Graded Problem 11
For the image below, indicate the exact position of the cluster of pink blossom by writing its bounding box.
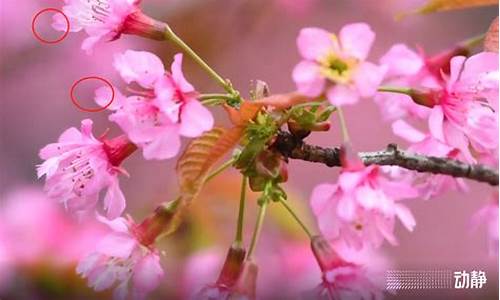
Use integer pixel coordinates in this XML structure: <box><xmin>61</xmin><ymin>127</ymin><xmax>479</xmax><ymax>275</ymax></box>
<box><xmin>292</xmin><ymin>23</ymin><xmax>499</xmax><ymax>264</ymax></box>
<box><xmin>97</xmin><ymin>50</ymin><xmax>214</xmax><ymax>160</ymax></box>
<box><xmin>310</xmin><ymin>150</ymin><xmax>419</xmax><ymax>250</ymax></box>
<box><xmin>40</xmin><ymin>12</ymin><xmax>215</xmax><ymax>296</ymax></box>
<box><xmin>33</xmin><ymin>2</ymin><xmax>499</xmax><ymax>298</ymax></box>
<box><xmin>77</xmin><ymin>215</ymin><xmax>164</xmax><ymax>300</ymax></box>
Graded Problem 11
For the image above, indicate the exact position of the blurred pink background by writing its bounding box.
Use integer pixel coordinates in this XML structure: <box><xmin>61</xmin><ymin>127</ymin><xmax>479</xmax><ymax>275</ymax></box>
<box><xmin>0</xmin><ymin>0</ymin><xmax>498</xmax><ymax>299</ymax></box>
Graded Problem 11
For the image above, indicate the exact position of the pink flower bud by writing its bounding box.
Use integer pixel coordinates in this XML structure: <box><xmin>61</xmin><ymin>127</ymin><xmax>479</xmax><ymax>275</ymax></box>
<box><xmin>310</xmin><ymin>235</ymin><xmax>351</xmax><ymax>272</ymax></box>
<box><xmin>132</xmin><ymin>200</ymin><xmax>180</xmax><ymax>246</ymax></box>
<box><xmin>122</xmin><ymin>11</ymin><xmax>167</xmax><ymax>41</ymax></box>
<box><xmin>216</xmin><ymin>245</ymin><xmax>246</xmax><ymax>288</ymax></box>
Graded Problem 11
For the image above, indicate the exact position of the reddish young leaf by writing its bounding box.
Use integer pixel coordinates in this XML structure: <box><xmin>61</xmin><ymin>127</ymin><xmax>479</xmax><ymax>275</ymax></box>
<box><xmin>484</xmin><ymin>17</ymin><xmax>499</xmax><ymax>52</ymax></box>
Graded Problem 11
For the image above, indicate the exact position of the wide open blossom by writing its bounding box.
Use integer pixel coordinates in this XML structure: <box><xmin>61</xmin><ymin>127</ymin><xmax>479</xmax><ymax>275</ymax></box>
<box><xmin>96</xmin><ymin>50</ymin><xmax>214</xmax><ymax>160</ymax></box>
<box><xmin>391</xmin><ymin>119</ymin><xmax>468</xmax><ymax>199</ymax></box>
<box><xmin>308</xmin><ymin>235</ymin><xmax>384</xmax><ymax>300</ymax></box>
<box><xmin>425</xmin><ymin>52</ymin><xmax>499</xmax><ymax>162</ymax></box>
<box><xmin>292</xmin><ymin>23</ymin><xmax>386</xmax><ymax>106</ymax></box>
<box><xmin>37</xmin><ymin>119</ymin><xmax>134</xmax><ymax>219</ymax></box>
<box><xmin>310</xmin><ymin>149</ymin><xmax>418</xmax><ymax>250</ymax></box>
<box><xmin>52</xmin><ymin>0</ymin><xmax>165</xmax><ymax>53</ymax></box>
<box><xmin>77</xmin><ymin>216</ymin><xmax>164</xmax><ymax>300</ymax></box>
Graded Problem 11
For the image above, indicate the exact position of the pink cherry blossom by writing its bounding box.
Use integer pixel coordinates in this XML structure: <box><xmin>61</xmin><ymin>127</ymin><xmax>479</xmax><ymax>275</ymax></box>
<box><xmin>375</xmin><ymin>44</ymin><xmax>439</xmax><ymax>121</ymax></box>
<box><xmin>96</xmin><ymin>50</ymin><xmax>214</xmax><ymax>160</ymax></box>
<box><xmin>292</xmin><ymin>24</ymin><xmax>386</xmax><ymax>106</ymax></box>
<box><xmin>391</xmin><ymin>119</ymin><xmax>468</xmax><ymax>199</ymax></box>
<box><xmin>52</xmin><ymin>0</ymin><xmax>164</xmax><ymax>53</ymax></box>
<box><xmin>310</xmin><ymin>149</ymin><xmax>418</xmax><ymax>249</ymax></box>
<box><xmin>427</xmin><ymin>52</ymin><xmax>499</xmax><ymax>162</ymax></box>
<box><xmin>308</xmin><ymin>235</ymin><xmax>384</xmax><ymax>300</ymax></box>
<box><xmin>470</xmin><ymin>190</ymin><xmax>499</xmax><ymax>256</ymax></box>
<box><xmin>77</xmin><ymin>215</ymin><xmax>164</xmax><ymax>300</ymax></box>
<box><xmin>37</xmin><ymin>119</ymin><xmax>130</xmax><ymax>219</ymax></box>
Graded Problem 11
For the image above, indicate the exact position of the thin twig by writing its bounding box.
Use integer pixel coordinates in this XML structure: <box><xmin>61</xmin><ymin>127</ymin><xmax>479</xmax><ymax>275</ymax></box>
<box><xmin>273</xmin><ymin>131</ymin><xmax>499</xmax><ymax>186</ymax></box>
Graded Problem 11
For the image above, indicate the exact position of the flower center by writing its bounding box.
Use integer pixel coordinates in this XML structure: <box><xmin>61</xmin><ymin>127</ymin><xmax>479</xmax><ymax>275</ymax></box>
<box><xmin>319</xmin><ymin>53</ymin><xmax>357</xmax><ymax>84</ymax></box>
<box><xmin>62</xmin><ymin>151</ymin><xmax>97</xmax><ymax>196</ymax></box>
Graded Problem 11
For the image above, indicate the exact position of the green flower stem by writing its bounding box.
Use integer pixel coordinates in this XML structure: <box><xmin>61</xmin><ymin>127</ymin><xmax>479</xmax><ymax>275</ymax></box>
<box><xmin>278</xmin><ymin>197</ymin><xmax>313</xmax><ymax>239</ymax></box>
<box><xmin>279</xmin><ymin>100</ymin><xmax>331</xmax><ymax>125</ymax></box>
<box><xmin>199</xmin><ymin>93</ymin><xmax>237</xmax><ymax>101</ymax></box>
<box><xmin>164</xmin><ymin>26</ymin><xmax>240</xmax><ymax>99</ymax></box>
<box><xmin>336</xmin><ymin>106</ymin><xmax>351</xmax><ymax>144</ymax></box>
<box><xmin>204</xmin><ymin>157</ymin><xmax>236</xmax><ymax>183</ymax></box>
<box><xmin>234</xmin><ymin>176</ymin><xmax>247</xmax><ymax>247</ymax></box>
<box><xmin>200</xmin><ymin>98</ymin><xmax>225</xmax><ymax>106</ymax></box>
<box><xmin>246</xmin><ymin>200</ymin><xmax>268</xmax><ymax>260</ymax></box>
<box><xmin>377</xmin><ymin>86</ymin><xmax>413</xmax><ymax>95</ymax></box>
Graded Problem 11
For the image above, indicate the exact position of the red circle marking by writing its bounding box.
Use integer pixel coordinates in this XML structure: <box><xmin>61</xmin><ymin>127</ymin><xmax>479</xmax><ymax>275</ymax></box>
<box><xmin>70</xmin><ymin>77</ymin><xmax>115</xmax><ymax>113</ymax></box>
<box><xmin>32</xmin><ymin>8</ymin><xmax>70</xmax><ymax>44</ymax></box>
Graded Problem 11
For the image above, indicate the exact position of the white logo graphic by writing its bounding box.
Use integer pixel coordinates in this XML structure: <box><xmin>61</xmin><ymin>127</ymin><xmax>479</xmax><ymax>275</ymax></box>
<box><xmin>453</xmin><ymin>270</ymin><xmax>487</xmax><ymax>289</ymax></box>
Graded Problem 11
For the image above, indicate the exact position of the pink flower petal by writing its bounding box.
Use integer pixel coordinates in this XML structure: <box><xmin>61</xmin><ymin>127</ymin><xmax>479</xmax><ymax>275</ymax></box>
<box><xmin>96</xmin><ymin>233</ymin><xmax>136</xmax><ymax>258</ymax></box>
<box><xmin>179</xmin><ymin>100</ymin><xmax>214</xmax><ymax>138</ymax></box>
<box><xmin>379</xmin><ymin>178</ymin><xmax>419</xmax><ymax>201</ymax></box>
<box><xmin>95</xmin><ymin>86</ymin><xmax>123</xmax><ymax>110</ymax></box>
<box><xmin>375</xmin><ymin>217</ymin><xmax>398</xmax><ymax>246</ymax></box>
<box><xmin>103</xmin><ymin>178</ymin><xmax>126</xmax><ymax>220</ymax></box>
<box><xmin>171</xmin><ymin>53</ymin><xmax>195</xmax><ymax>93</ymax></box>
<box><xmin>338</xmin><ymin>171</ymin><xmax>365</xmax><ymax>192</ymax></box>
<box><xmin>339</xmin><ymin>23</ymin><xmax>375</xmax><ymax>61</ymax></box>
<box><xmin>36</xmin><ymin>157</ymin><xmax>60</xmax><ymax>178</ymax></box>
<box><xmin>80</xmin><ymin>119</ymin><xmax>95</xmax><ymax>140</ymax></box>
<box><xmin>353</xmin><ymin>62</ymin><xmax>386</xmax><ymax>97</ymax></box>
<box><xmin>113</xmin><ymin>50</ymin><xmax>165</xmax><ymax>89</ymax></box>
<box><xmin>326</xmin><ymin>85</ymin><xmax>359</xmax><ymax>106</ymax></box>
<box><xmin>292</xmin><ymin>61</ymin><xmax>325</xmax><ymax>97</ymax></box>
<box><xmin>391</xmin><ymin>119</ymin><xmax>426</xmax><ymax>143</ymax></box>
<box><xmin>394</xmin><ymin>204</ymin><xmax>416</xmax><ymax>232</ymax></box>
<box><xmin>59</xmin><ymin>127</ymin><xmax>82</xmax><ymax>143</ymax></box>
<box><xmin>132</xmin><ymin>254</ymin><xmax>164</xmax><ymax>293</ymax></box>
<box><xmin>52</xmin><ymin>12</ymin><xmax>80</xmax><ymax>32</ymax></box>
<box><xmin>81</xmin><ymin>35</ymin><xmax>103</xmax><ymax>55</ymax></box>
<box><xmin>379</xmin><ymin>44</ymin><xmax>424</xmax><ymax>77</ymax></box>
<box><xmin>428</xmin><ymin>106</ymin><xmax>445</xmax><ymax>142</ymax></box>
<box><xmin>447</xmin><ymin>56</ymin><xmax>467</xmax><ymax>90</ymax></box>
<box><xmin>310</xmin><ymin>183</ymin><xmax>337</xmax><ymax>215</ymax></box>
<box><xmin>77</xmin><ymin>253</ymin><xmax>104</xmax><ymax>277</ymax></box>
<box><xmin>354</xmin><ymin>185</ymin><xmax>380</xmax><ymax>211</ymax></box>
<box><xmin>296</xmin><ymin>27</ymin><xmax>334</xmax><ymax>60</ymax></box>
<box><xmin>442</xmin><ymin>121</ymin><xmax>473</xmax><ymax>162</ymax></box>
<box><xmin>461</xmin><ymin>52</ymin><xmax>499</xmax><ymax>80</ymax></box>
<box><xmin>337</xmin><ymin>195</ymin><xmax>357</xmax><ymax>221</ymax></box>
<box><xmin>142</xmin><ymin>126</ymin><xmax>181</xmax><ymax>160</ymax></box>
<box><xmin>466</xmin><ymin>104</ymin><xmax>498</xmax><ymax>150</ymax></box>
<box><xmin>88</xmin><ymin>264</ymin><xmax>118</xmax><ymax>291</ymax></box>
<box><xmin>96</xmin><ymin>215</ymin><xmax>130</xmax><ymax>233</ymax></box>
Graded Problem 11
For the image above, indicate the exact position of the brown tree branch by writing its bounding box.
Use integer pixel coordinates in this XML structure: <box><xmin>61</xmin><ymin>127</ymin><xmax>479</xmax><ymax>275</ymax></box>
<box><xmin>273</xmin><ymin>131</ymin><xmax>499</xmax><ymax>186</ymax></box>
